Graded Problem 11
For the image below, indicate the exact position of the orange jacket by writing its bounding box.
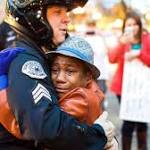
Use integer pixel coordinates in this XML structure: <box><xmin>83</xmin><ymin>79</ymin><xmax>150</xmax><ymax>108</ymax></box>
<box><xmin>59</xmin><ymin>80</ymin><xmax>104</xmax><ymax>126</ymax></box>
<box><xmin>0</xmin><ymin>89</ymin><xmax>21</xmax><ymax>138</ymax></box>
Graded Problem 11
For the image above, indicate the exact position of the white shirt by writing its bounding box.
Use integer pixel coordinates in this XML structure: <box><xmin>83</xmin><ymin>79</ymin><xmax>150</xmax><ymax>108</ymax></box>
<box><xmin>84</xmin><ymin>33</ymin><xmax>109</xmax><ymax>80</ymax></box>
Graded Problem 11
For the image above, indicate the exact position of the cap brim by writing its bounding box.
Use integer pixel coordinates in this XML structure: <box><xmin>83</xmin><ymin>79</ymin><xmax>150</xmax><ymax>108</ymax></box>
<box><xmin>46</xmin><ymin>50</ymin><xmax>100</xmax><ymax>79</ymax></box>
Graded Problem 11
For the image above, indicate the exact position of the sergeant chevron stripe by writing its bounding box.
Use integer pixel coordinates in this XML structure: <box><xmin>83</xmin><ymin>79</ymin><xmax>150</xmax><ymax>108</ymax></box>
<box><xmin>32</xmin><ymin>83</ymin><xmax>52</xmax><ymax>104</ymax></box>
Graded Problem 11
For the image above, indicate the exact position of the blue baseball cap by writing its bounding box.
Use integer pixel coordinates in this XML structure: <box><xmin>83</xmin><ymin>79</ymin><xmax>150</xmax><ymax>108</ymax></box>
<box><xmin>46</xmin><ymin>36</ymin><xmax>100</xmax><ymax>78</ymax></box>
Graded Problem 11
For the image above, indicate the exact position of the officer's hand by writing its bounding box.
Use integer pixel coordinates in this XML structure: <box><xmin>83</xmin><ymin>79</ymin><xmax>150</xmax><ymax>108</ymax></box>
<box><xmin>94</xmin><ymin>111</ymin><xmax>115</xmax><ymax>143</ymax></box>
<box><xmin>104</xmin><ymin>137</ymin><xmax>119</xmax><ymax>150</ymax></box>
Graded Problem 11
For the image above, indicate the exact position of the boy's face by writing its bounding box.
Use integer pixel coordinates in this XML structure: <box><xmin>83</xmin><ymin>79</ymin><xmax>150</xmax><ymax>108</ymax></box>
<box><xmin>46</xmin><ymin>6</ymin><xmax>70</xmax><ymax>45</ymax></box>
<box><xmin>51</xmin><ymin>55</ymin><xmax>91</xmax><ymax>98</ymax></box>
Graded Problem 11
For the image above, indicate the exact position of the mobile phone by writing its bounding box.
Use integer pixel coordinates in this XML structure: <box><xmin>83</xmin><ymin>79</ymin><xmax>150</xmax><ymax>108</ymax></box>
<box><xmin>124</xmin><ymin>26</ymin><xmax>134</xmax><ymax>37</ymax></box>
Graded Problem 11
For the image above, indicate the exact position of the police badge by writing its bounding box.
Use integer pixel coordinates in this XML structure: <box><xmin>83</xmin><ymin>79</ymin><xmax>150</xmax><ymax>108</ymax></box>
<box><xmin>22</xmin><ymin>60</ymin><xmax>47</xmax><ymax>79</ymax></box>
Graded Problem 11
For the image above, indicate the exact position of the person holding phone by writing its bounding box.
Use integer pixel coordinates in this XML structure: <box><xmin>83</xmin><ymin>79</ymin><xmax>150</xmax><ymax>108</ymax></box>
<box><xmin>108</xmin><ymin>11</ymin><xmax>150</xmax><ymax>150</ymax></box>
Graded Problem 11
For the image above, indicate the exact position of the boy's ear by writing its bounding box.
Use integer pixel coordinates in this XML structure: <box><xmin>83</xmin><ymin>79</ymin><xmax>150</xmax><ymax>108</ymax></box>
<box><xmin>86</xmin><ymin>72</ymin><xmax>93</xmax><ymax>85</ymax></box>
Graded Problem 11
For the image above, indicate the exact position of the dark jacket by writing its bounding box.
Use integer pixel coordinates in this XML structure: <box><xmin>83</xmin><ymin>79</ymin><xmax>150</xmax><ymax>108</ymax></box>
<box><xmin>0</xmin><ymin>39</ymin><xmax>107</xmax><ymax>150</ymax></box>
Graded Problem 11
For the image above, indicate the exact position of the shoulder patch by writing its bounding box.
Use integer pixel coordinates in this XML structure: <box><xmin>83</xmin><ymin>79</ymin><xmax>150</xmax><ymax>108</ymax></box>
<box><xmin>22</xmin><ymin>60</ymin><xmax>47</xmax><ymax>79</ymax></box>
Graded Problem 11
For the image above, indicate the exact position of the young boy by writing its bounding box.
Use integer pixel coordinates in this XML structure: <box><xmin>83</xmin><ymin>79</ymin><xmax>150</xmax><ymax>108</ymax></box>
<box><xmin>47</xmin><ymin>36</ymin><xmax>104</xmax><ymax>125</ymax></box>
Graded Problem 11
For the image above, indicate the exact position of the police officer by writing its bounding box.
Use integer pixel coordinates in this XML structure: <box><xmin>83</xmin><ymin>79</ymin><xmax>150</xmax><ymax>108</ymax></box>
<box><xmin>0</xmin><ymin>0</ymin><xmax>117</xmax><ymax>149</ymax></box>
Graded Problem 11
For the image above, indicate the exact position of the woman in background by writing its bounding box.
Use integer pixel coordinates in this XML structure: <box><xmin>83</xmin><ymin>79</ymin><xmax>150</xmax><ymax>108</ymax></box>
<box><xmin>108</xmin><ymin>11</ymin><xmax>150</xmax><ymax>150</ymax></box>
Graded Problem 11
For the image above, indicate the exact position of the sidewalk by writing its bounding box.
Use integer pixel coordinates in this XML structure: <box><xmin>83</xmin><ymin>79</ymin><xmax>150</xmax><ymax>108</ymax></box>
<box><xmin>105</xmin><ymin>90</ymin><xmax>150</xmax><ymax>150</ymax></box>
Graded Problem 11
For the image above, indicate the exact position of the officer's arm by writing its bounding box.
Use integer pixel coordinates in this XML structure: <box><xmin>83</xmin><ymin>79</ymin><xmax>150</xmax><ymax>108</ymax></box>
<box><xmin>7</xmin><ymin>54</ymin><xmax>107</xmax><ymax>149</ymax></box>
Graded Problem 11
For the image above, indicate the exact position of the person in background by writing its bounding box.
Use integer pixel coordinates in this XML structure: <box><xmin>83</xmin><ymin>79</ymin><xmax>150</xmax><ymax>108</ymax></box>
<box><xmin>0</xmin><ymin>0</ymin><xmax>116</xmax><ymax>149</ymax></box>
<box><xmin>84</xmin><ymin>20</ymin><xmax>110</xmax><ymax>108</ymax></box>
<box><xmin>108</xmin><ymin>11</ymin><xmax>150</xmax><ymax>150</ymax></box>
<box><xmin>0</xmin><ymin>21</ymin><xmax>17</xmax><ymax>51</ymax></box>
